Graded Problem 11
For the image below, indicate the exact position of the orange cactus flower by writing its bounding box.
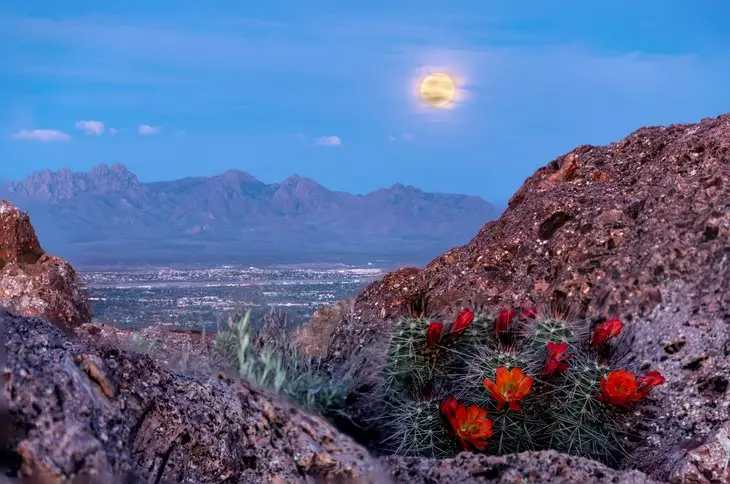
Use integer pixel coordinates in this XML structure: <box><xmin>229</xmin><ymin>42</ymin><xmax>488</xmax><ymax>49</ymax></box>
<box><xmin>442</xmin><ymin>400</ymin><xmax>493</xmax><ymax>451</ymax></box>
<box><xmin>591</xmin><ymin>318</ymin><xmax>624</xmax><ymax>348</ymax></box>
<box><xmin>542</xmin><ymin>341</ymin><xmax>570</xmax><ymax>376</ymax></box>
<box><xmin>598</xmin><ymin>370</ymin><xmax>638</xmax><ymax>406</ymax></box>
<box><xmin>426</xmin><ymin>321</ymin><xmax>444</xmax><ymax>346</ymax></box>
<box><xmin>495</xmin><ymin>308</ymin><xmax>515</xmax><ymax>333</ymax></box>
<box><xmin>449</xmin><ymin>308</ymin><xmax>475</xmax><ymax>338</ymax></box>
<box><xmin>598</xmin><ymin>369</ymin><xmax>666</xmax><ymax>406</ymax></box>
<box><xmin>483</xmin><ymin>366</ymin><xmax>534</xmax><ymax>412</ymax></box>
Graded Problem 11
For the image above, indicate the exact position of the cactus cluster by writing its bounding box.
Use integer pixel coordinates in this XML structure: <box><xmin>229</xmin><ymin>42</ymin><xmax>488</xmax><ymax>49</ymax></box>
<box><xmin>374</xmin><ymin>306</ymin><xmax>664</xmax><ymax>463</ymax></box>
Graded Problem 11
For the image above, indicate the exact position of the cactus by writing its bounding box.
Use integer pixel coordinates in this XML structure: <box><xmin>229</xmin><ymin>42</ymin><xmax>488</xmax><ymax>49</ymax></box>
<box><xmin>378</xmin><ymin>393</ymin><xmax>459</xmax><ymax>458</ymax></box>
<box><xmin>383</xmin><ymin>316</ymin><xmax>449</xmax><ymax>394</ymax></box>
<box><xmin>538</xmin><ymin>358</ymin><xmax>625</xmax><ymax>462</ymax></box>
<box><xmin>372</xmin><ymin>305</ymin><xmax>664</xmax><ymax>464</ymax></box>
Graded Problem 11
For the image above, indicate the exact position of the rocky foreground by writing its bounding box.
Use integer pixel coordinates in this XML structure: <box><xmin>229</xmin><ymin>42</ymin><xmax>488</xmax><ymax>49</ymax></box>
<box><xmin>1</xmin><ymin>312</ymin><xmax>657</xmax><ymax>483</ymax></box>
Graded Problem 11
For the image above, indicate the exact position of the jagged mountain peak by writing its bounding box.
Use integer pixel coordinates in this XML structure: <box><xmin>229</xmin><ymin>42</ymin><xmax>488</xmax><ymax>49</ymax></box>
<box><xmin>5</xmin><ymin>165</ymin><xmax>497</xmax><ymax>264</ymax></box>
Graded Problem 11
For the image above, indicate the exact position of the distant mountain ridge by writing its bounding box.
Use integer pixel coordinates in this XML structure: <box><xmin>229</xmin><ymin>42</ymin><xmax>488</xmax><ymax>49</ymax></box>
<box><xmin>5</xmin><ymin>164</ymin><xmax>498</xmax><ymax>266</ymax></box>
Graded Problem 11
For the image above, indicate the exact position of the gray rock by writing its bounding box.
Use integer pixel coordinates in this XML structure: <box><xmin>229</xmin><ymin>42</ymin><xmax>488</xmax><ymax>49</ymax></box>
<box><xmin>380</xmin><ymin>451</ymin><xmax>659</xmax><ymax>483</ymax></box>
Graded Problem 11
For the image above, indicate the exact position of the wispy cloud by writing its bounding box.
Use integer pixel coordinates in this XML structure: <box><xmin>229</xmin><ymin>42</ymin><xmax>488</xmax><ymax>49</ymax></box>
<box><xmin>12</xmin><ymin>129</ymin><xmax>70</xmax><ymax>142</ymax></box>
<box><xmin>108</xmin><ymin>128</ymin><xmax>118</xmax><ymax>136</ymax></box>
<box><xmin>138</xmin><ymin>124</ymin><xmax>161</xmax><ymax>135</ymax></box>
<box><xmin>389</xmin><ymin>133</ymin><xmax>414</xmax><ymax>142</ymax></box>
<box><xmin>314</xmin><ymin>135</ymin><xmax>342</xmax><ymax>147</ymax></box>
<box><xmin>75</xmin><ymin>120</ymin><xmax>104</xmax><ymax>135</ymax></box>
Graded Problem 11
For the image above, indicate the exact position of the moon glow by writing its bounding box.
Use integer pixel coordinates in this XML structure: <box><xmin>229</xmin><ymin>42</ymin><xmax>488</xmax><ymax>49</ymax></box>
<box><xmin>419</xmin><ymin>73</ymin><xmax>456</xmax><ymax>108</ymax></box>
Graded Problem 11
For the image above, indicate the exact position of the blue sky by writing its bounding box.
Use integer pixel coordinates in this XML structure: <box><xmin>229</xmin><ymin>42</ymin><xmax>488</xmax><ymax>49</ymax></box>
<box><xmin>2</xmin><ymin>1</ymin><xmax>729</xmax><ymax>202</ymax></box>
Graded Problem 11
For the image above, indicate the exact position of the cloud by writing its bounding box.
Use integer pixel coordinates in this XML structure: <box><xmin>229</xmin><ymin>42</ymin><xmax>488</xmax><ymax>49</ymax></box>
<box><xmin>108</xmin><ymin>128</ymin><xmax>118</xmax><ymax>136</ymax></box>
<box><xmin>74</xmin><ymin>120</ymin><xmax>104</xmax><ymax>135</ymax></box>
<box><xmin>138</xmin><ymin>124</ymin><xmax>161</xmax><ymax>135</ymax></box>
<box><xmin>12</xmin><ymin>129</ymin><xmax>70</xmax><ymax>142</ymax></box>
<box><xmin>314</xmin><ymin>135</ymin><xmax>342</xmax><ymax>147</ymax></box>
<box><xmin>389</xmin><ymin>133</ymin><xmax>414</xmax><ymax>142</ymax></box>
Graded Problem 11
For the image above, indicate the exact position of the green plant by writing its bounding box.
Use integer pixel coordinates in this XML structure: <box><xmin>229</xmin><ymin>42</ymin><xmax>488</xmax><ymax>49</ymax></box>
<box><xmin>214</xmin><ymin>311</ymin><xmax>352</xmax><ymax>417</ymax></box>
<box><xmin>373</xmin><ymin>306</ymin><xmax>664</xmax><ymax>464</ymax></box>
<box><xmin>129</xmin><ymin>331</ymin><xmax>157</xmax><ymax>354</ymax></box>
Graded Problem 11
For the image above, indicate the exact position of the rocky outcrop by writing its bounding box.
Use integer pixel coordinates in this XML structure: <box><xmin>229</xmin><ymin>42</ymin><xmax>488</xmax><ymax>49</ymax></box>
<box><xmin>0</xmin><ymin>200</ymin><xmax>90</xmax><ymax>329</ymax></box>
<box><xmin>295</xmin><ymin>300</ymin><xmax>354</xmax><ymax>359</ymax></box>
<box><xmin>302</xmin><ymin>114</ymin><xmax>730</xmax><ymax>481</ymax></box>
<box><xmin>1</xmin><ymin>311</ymin><xmax>378</xmax><ymax>483</ymax></box>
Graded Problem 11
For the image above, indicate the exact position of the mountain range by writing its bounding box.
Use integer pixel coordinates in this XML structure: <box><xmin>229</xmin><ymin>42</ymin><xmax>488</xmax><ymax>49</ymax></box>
<box><xmin>2</xmin><ymin>164</ymin><xmax>498</xmax><ymax>267</ymax></box>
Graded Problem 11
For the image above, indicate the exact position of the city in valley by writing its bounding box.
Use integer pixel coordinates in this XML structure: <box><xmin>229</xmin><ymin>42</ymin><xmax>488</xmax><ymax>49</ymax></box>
<box><xmin>81</xmin><ymin>264</ymin><xmax>385</xmax><ymax>331</ymax></box>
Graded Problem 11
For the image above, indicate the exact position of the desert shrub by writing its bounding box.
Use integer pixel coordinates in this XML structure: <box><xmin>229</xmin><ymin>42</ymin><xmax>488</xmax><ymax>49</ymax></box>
<box><xmin>129</xmin><ymin>331</ymin><xmax>158</xmax><ymax>355</ymax></box>
<box><xmin>374</xmin><ymin>306</ymin><xmax>664</xmax><ymax>463</ymax></box>
<box><xmin>214</xmin><ymin>311</ymin><xmax>352</xmax><ymax>417</ymax></box>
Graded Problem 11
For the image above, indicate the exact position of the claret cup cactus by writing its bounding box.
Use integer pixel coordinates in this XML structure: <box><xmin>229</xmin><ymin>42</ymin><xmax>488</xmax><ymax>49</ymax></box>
<box><xmin>375</xmin><ymin>304</ymin><xmax>665</xmax><ymax>463</ymax></box>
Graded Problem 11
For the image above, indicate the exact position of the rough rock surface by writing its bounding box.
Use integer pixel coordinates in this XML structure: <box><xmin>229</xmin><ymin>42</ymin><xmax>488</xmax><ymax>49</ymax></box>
<box><xmin>295</xmin><ymin>300</ymin><xmax>354</xmax><ymax>359</ymax></box>
<box><xmin>302</xmin><ymin>114</ymin><xmax>730</xmax><ymax>481</ymax></box>
<box><xmin>380</xmin><ymin>451</ymin><xmax>659</xmax><ymax>484</ymax></box>
<box><xmin>0</xmin><ymin>200</ymin><xmax>90</xmax><ymax>329</ymax></box>
<box><xmin>1</xmin><ymin>311</ymin><xmax>379</xmax><ymax>483</ymax></box>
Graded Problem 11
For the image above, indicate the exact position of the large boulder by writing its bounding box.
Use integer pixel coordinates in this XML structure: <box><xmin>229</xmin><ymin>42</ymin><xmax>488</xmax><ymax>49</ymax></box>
<box><xmin>0</xmin><ymin>200</ymin><xmax>90</xmax><ymax>329</ymax></box>
<box><xmin>1</xmin><ymin>311</ymin><xmax>378</xmax><ymax>483</ymax></box>
<box><xmin>301</xmin><ymin>114</ymin><xmax>730</xmax><ymax>481</ymax></box>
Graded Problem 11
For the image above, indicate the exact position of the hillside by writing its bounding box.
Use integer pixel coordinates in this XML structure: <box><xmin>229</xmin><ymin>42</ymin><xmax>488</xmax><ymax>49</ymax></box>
<box><xmin>4</xmin><ymin>164</ymin><xmax>498</xmax><ymax>266</ymax></box>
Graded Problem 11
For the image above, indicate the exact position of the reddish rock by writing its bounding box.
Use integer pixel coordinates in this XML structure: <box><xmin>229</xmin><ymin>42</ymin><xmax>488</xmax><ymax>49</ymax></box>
<box><xmin>303</xmin><ymin>114</ymin><xmax>730</xmax><ymax>481</ymax></box>
<box><xmin>1</xmin><ymin>312</ymin><xmax>378</xmax><ymax>483</ymax></box>
<box><xmin>0</xmin><ymin>200</ymin><xmax>90</xmax><ymax>329</ymax></box>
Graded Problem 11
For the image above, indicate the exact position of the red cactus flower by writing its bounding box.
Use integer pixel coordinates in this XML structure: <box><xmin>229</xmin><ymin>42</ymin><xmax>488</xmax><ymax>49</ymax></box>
<box><xmin>591</xmin><ymin>318</ymin><xmax>624</xmax><ymax>348</ymax></box>
<box><xmin>520</xmin><ymin>306</ymin><xmax>538</xmax><ymax>321</ymax></box>
<box><xmin>495</xmin><ymin>309</ymin><xmax>516</xmax><ymax>333</ymax></box>
<box><xmin>637</xmin><ymin>370</ymin><xmax>666</xmax><ymax>397</ymax></box>
<box><xmin>598</xmin><ymin>369</ymin><xmax>666</xmax><ymax>406</ymax></box>
<box><xmin>483</xmin><ymin>366</ymin><xmax>533</xmax><ymax>412</ymax></box>
<box><xmin>542</xmin><ymin>341</ymin><xmax>571</xmax><ymax>376</ymax></box>
<box><xmin>426</xmin><ymin>321</ymin><xmax>444</xmax><ymax>346</ymax></box>
<box><xmin>443</xmin><ymin>400</ymin><xmax>493</xmax><ymax>451</ymax></box>
<box><xmin>449</xmin><ymin>308</ymin><xmax>475</xmax><ymax>338</ymax></box>
<box><xmin>440</xmin><ymin>396</ymin><xmax>459</xmax><ymax>425</ymax></box>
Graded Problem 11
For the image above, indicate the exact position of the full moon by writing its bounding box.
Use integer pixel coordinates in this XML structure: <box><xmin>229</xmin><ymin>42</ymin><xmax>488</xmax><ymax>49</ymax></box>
<box><xmin>419</xmin><ymin>72</ymin><xmax>456</xmax><ymax>108</ymax></box>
